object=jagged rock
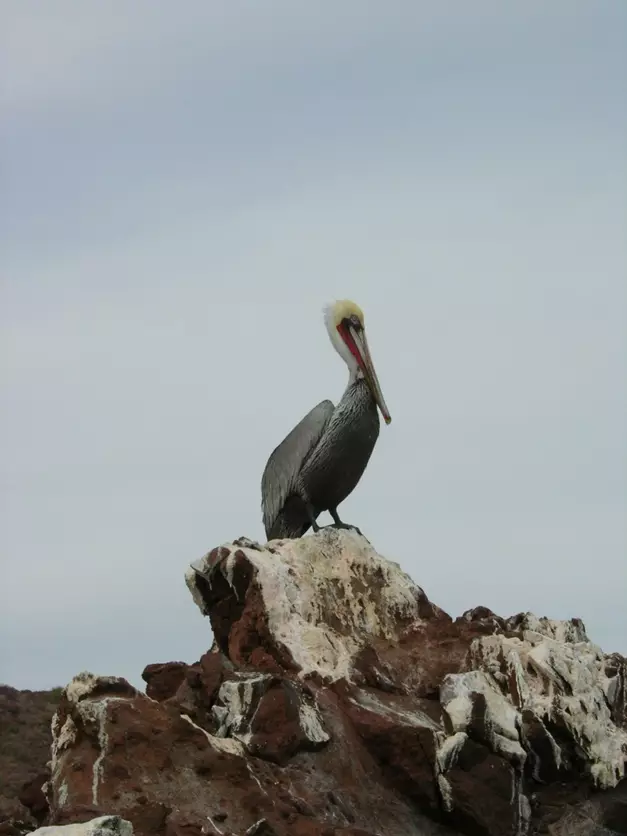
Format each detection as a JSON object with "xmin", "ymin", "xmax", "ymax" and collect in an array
[
  {"xmin": 37, "ymin": 530, "xmax": 627, "ymax": 836},
  {"xmin": 43, "ymin": 667, "xmax": 444, "ymax": 835},
  {"xmin": 0, "ymin": 685, "xmax": 62, "ymax": 831},
  {"xmin": 0, "ymin": 817, "xmax": 32, "ymax": 836},
  {"xmin": 18, "ymin": 773, "xmax": 49, "ymax": 824},
  {"xmin": 211, "ymin": 673, "xmax": 330, "ymax": 765},
  {"xmin": 185, "ymin": 531, "xmax": 447, "ymax": 682},
  {"xmin": 31, "ymin": 817, "xmax": 133, "ymax": 835},
  {"xmin": 141, "ymin": 662, "xmax": 188, "ymax": 702}
]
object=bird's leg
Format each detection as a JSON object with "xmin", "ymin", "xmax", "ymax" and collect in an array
[
  {"xmin": 305, "ymin": 502, "xmax": 321, "ymax": 533},
  {"xmin": 329, "ymin": 507, "xmax": 344, "ymax": 526},
  {"xmin": 329, "ymin": 507, "xmax": 362, "ymax": 537}
]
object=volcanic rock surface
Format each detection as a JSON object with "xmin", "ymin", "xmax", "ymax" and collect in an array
[
  {"xmin": 8, "ymin": 529, "xmax": 627, "ymax": 836},
  {"xmin": 0, "ymin": 685, "xmax": 63, "ymax": 833}
]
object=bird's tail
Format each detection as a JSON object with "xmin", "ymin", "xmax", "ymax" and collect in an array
[
  {"xmin": 265, "ymin": 496, "xmax": 312, "ymax": 541},
  {"xmin": 266, "ymin": 515, "xmax": 311, "ymax": 542}
]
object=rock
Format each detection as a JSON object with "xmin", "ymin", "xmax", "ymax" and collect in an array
[
  {"xmin": 30, "ymin": 816, "xmax": 133, "ymax": 835},
  {"xmin": 211, "ymin": 674, "xmax": 330, "ymax": 765},
  {"xmin": 18, "ymin": 772, "xmax": 49, "ymax": 822},
  {"xmin": 185, "ymin": 530, "xmax": 446, "ymax": 682},
  {"xmin": 0, "ymin": 685, "xmax": 62, "ymax": 830},
  {"xmin": 0, "ymin": 817, "xmax": 32, "ymax": 836},
  {"xmin": 140, "ymin": 663, "xmax": 187, "ymax": 702},
  {"xmin": 23, "ymin": 531, "xmax": 627, "ymax": 835}
]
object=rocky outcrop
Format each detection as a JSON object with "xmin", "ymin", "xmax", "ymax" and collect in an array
[
  {"xmin": 12, "ymin": 530, "xmax": 627, "ymax": 835},
  {"xmin": 0, "ymin": 685, "xmax": 63, "ymax": 833}
]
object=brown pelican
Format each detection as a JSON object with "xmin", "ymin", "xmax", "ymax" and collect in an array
[{"xmin": 261, "ymin": 299, "xmax": 391, "ymax": 540}]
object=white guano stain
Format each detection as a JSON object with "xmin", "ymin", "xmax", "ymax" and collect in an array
[
  {"xmin": 469, "ymin": 629, "xmax": 627, "ymax": 789},
  {"xmin": 298, "ymin": 699, "xmax": 330, "ymax": 745},
  {"xmin": 206, "ymin": 814, "xmax": 224, "ymax": 835},
  {"xmin": 180, "ymin": 712, "xmax": 245, "ymax": 756},
  {"xmin": 76, "ymin": 697, "xmax": 126, "ymax": 806},
  {"xmin": 187, "ymin": 528, "xmax": 430, "ymax": 683}
]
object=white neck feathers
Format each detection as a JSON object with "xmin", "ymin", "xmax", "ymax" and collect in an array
[{"xmin": 323, "ymin": 303, "xmax": 359, "ymax": 379}]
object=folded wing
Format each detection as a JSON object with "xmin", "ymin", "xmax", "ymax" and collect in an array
[{"xmin": 261, "ymin": 399, "xmax": 335, "ymax": 538}]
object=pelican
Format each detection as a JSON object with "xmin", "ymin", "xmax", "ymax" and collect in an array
[{"xmin": 261, "ymin": 299, "xmax": 391, "ymax": 540}]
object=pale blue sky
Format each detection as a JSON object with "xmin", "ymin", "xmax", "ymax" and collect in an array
[{"xmin": 1, "ymin": 1, "xmax": 626, "ymax": 689}]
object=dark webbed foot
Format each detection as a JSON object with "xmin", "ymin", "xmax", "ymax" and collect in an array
[
  {"xmin": 329, "ymin": 507, "xmax": 363, "ymax": 537},
  {"xmin": 332, "ymin": 522, "xmax": 363, "ymax": 536}
]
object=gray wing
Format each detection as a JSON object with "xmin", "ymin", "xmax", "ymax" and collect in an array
[{"xmin": 261, "ymin": 399, "xmax": 335, "ymax": 537}]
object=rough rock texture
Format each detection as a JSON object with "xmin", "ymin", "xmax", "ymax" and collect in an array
[
  {"xmin": 31, "ymin": 816, "xmax": 133, "ymax": 835},
  {"xmin": 26, "ymin": 531, "xmax": 627, "ymax": 835},
  {"xmin": 0, "ymin": 685, "xmax": 62, "ymax": 833}
]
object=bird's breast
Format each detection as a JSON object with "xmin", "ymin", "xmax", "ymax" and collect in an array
[{"xmin": 299, "ymin": 380, "xmax": 380, "ymax": 510}]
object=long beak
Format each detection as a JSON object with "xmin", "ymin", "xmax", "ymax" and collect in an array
[{"xmin": 350, "ymin": 326, "xmax": 392, "ymax": 424}]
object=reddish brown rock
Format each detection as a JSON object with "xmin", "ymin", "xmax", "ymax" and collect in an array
[
  {"xmin": 17, "ymin": 772, "xmax": 48, "ymax": 824},
  {"xmin": 141, "ymin": 662, "xmax": 187, "ymax": 702},
  {"xmin": 443, "ymin": 737, "xmax": 524, "ymax": 836},
  {"xmin": 341, "ymin": 686, "xmax": 441, "ymax": 815},
  {"xmin": 0, "ymin": 684, "xmax": 63, "ymax": 832},
  {"xmin": 43, "ymin": 669, "xmax": 451, "ymax": 835},
  {"xmin": 18, "ymin": 530, "xmax": 627, "ymax": 836},
  {"xmin": 211, "ymin": 674, "xmax": 330, "ymax": 765}
]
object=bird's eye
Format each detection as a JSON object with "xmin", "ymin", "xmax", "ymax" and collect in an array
[{"xmin": 349, "ymin": 314, "xmax": 362, "ymax": 329}]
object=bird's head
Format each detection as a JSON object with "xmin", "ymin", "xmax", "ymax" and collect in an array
[{"xmin": 323, "ymin": 299, "xmax": 391, "ymax": 425}]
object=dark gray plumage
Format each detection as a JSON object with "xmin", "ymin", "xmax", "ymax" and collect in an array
[{"xmin": 261, "ymin": 300, "xmax": 391, "ymax": 541}]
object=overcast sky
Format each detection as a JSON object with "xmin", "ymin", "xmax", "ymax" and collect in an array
[{"xmin": 1, "ymin": 2, "xmax": 626, "ymax": 691}]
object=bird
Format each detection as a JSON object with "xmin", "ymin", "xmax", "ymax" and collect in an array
[{"xmin": 261, "ymin": 299, "xmax": 391, "ymax": 541}]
